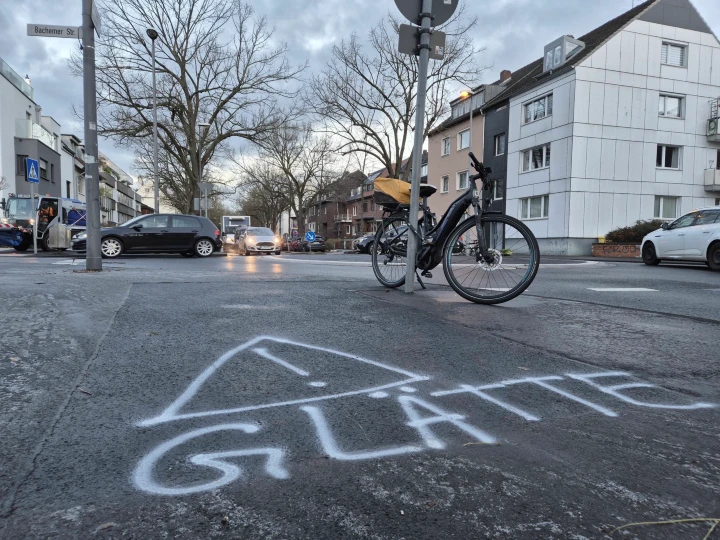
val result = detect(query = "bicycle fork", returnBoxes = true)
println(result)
[472,200,494,264]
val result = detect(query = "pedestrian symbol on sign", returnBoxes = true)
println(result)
[25,158,40,184]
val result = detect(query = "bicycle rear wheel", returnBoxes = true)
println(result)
[443,215,539,304]
[371,215,409,288]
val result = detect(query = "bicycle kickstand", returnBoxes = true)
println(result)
[415,270,427,290]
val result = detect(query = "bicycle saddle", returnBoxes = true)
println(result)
[411,184,438,198]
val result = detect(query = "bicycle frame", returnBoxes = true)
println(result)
[382,170,495,273]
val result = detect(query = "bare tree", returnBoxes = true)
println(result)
[239,124,339,235]
[74,0,302,213]
[236,162,289,230]
[309,7,484,179]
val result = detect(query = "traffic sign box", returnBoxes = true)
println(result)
[25,158,40,184]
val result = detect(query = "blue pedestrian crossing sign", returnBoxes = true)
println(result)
[25,158,39,184]
[305,231,316,242]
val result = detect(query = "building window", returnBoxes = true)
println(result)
[16,155,28,174]
[523,94,553,124]
[324,206,327,215]
[39,159,48,180]
[441,176,449,193]
[656,145,681,169]
[521,144,551,172]
[66,181,71,198]
[715,198,720,206]
[457,129,470,150]
[345,225,351,234]
[50,164,55,182]
[352,225,357,235]
[442,137,450,156]
[370,202,375,211]
[494,133,506,156]
[362,202,368,212]
[421,164,427,177]
[659,94,683,118]
[661,43,686,67]
[492,178,504,200]
[457,170,469,190]
[520,195,550,220]
[352,206,357,216]
[654,196,679,219]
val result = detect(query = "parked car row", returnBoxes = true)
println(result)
[288,236,326,252]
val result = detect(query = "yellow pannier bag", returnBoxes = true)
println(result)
[373,177,411,206]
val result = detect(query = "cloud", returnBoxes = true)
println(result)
[2,0,719,178]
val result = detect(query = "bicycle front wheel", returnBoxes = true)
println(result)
[443,215,539,304]
[371,215,409,288]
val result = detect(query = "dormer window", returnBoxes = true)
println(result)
[543,36,585,72]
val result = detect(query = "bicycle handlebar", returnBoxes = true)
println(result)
[468,152,482,170]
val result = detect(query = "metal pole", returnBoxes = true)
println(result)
[151,39,159,214]
[404,0,432,293]
[83,0,102,271]
[32,183,37,255]
[468,95,474,170]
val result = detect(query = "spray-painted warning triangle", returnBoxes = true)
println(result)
[137,336,429,427]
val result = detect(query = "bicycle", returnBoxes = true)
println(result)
[371,152,540,305]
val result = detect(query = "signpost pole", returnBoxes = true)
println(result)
[31,183,37,255]
[404,0,432,294]
[82,0,102,271]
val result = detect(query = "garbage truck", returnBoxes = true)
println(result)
[221,215,251,244]
[0,194,87,252]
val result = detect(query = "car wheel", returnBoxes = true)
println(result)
[708,243,720,271]
[194,238,214,258]
[40,234,50,252]
[642,243,660,266]
[13,241,30,252]
[101,237,123,259]
[275,251,281,255]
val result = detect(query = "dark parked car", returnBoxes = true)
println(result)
[297,235,326,252]
[70,214,223,258]
[353,233,376,253]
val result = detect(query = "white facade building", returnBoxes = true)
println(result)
[503,0,720,254]
[60,134,85,201]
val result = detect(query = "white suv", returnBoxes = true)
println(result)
[641,207,720,270]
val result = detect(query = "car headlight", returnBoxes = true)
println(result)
[247,237,255,244]
[73,233,87,240]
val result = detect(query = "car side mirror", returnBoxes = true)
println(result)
[661,223,669,230]
[133,224,143,231]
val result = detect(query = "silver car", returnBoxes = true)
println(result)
[236,227,282,255]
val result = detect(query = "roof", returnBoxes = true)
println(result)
[431,0,660,135]
[483,0,659,110]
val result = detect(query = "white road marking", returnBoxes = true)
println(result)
[252,347,309,377]
[587,288,658,292]
[51,260,82,265]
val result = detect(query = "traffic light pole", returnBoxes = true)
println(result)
[404,0,432,293]
[82,0,102,271]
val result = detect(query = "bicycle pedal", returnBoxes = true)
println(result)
[421,270,433,278]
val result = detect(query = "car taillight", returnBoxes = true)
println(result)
[214,229,220,236]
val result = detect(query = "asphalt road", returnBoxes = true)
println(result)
[0,249,718,539]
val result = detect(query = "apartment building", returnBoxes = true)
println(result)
[491,0,720,255]
[98,153,145,226]
[306,170,367,239]
[60,134,84,201]
[427,84,505,218]
[0,57,62,201]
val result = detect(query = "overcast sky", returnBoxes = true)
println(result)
[2,0,719,181]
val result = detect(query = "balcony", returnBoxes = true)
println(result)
[1,57,33,100]
[704,169,720,192]
[15,119,57,151]
[100,197,116,211]
[334,213,352,222]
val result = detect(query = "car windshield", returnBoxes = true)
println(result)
[246,227,274,236]
[5,198,34,220]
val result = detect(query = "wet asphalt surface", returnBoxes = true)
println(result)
[0,250,718,539]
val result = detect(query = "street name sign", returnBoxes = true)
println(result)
[25,158,39,184]
[27,24,81,38]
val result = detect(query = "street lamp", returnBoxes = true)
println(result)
[197,122,211,217]
[146,28,160,214]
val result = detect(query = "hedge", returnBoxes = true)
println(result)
[605,219,665,244]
